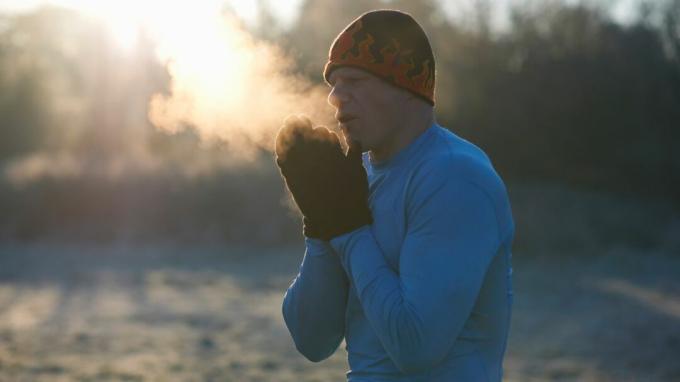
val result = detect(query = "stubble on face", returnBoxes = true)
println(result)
[328,67,410,157]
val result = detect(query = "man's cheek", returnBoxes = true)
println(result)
[343,121,360,139]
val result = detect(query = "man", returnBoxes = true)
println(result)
[275,10,514,381]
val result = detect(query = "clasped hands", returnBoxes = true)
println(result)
[275,115,372,241]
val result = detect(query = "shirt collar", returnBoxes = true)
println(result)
[368,122,438,172]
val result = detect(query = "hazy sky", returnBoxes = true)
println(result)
[0,0,641,29]
[0,0,302,30]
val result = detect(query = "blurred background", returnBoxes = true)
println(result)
[0,0,678,381]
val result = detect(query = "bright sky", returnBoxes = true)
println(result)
[0,0,642,49]
[0,0,640,26]
[0,0,305,51]
[436,0,642,32]
[0,0,304,31]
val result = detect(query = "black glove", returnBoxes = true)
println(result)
[275,115,372,241]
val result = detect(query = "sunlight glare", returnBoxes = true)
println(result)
[13,0,331,161]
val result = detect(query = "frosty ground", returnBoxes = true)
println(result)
[0,242,678,381]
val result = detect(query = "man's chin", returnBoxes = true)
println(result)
[339,126,368,151]
[340,133,362,150]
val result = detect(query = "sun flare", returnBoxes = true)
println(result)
[17,0,331,162]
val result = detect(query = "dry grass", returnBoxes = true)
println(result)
[0,242,678,381]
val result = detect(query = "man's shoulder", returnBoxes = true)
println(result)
[406,125,514,241]
[412,125,499,186]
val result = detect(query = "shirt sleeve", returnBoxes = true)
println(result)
[282,237,349,362]
[329,169,500,374]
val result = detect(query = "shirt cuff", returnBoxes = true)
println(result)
[329,225,372,256]
[304,237,336,257]
[329,225,391,291]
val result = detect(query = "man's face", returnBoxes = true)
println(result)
[327,67,409,152]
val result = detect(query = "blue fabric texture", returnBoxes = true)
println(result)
[282,123,514,381]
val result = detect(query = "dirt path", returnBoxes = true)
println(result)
[0,243,678,381]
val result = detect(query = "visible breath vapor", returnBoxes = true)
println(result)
[148,13,335,162]
[2,3,337,187]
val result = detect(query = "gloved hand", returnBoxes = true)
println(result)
[275,115,372,241]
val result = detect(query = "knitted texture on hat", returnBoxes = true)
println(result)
[323,10,436,105]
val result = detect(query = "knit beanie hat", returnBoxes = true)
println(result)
[323,10,436,105]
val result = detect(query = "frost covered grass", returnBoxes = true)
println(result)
[0,238,678,381]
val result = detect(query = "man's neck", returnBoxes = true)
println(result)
[370,112,435,163]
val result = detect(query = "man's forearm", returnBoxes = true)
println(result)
[329,178,501,374]
[282,238,349,362]
[330,226,429,372]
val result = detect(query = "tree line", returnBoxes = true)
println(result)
[0,0,678,243]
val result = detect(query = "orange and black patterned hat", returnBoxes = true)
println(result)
[323,10,436,105]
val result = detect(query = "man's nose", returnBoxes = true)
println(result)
[327,85,349,108]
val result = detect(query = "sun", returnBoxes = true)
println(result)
[100,0,262,50]
[38,0,226,51]
[108,17,140,50]
[25,0,303,50]
[225,0,259,26]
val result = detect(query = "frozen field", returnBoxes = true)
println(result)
[0,243,678,381]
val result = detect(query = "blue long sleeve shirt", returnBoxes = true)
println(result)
[282,123,514,381]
